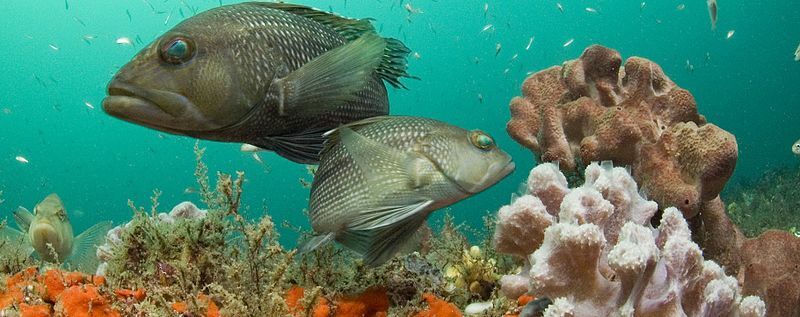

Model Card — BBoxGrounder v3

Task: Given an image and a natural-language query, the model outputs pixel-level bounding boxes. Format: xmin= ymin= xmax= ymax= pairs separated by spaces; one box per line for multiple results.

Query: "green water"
xmin=1 ymin=0 xmax=798 ymax=246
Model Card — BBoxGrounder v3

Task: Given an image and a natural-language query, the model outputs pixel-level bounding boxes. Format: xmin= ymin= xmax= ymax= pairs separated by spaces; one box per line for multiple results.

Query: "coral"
xmin=506 ymin=45 xmax=737 ymax=219
xmin=493 ymin=162 xmax=765 ymax=316
xmin=739 ymin=230 xmax=800 ymax=317
xmin=414 ymin=293 xmax=463 ymax=317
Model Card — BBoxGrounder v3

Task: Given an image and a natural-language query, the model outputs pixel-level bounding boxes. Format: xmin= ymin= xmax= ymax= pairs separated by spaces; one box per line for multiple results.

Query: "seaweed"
xmin=725 ymin=164 xmax=800 ymax=237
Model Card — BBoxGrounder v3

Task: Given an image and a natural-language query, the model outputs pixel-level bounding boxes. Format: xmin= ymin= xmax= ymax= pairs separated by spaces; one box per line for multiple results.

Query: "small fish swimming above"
xmin=1 ymin=194 xmax=111 ymax=272
xmin=707 ymin=0 xmax=718 ymax=30
xmin=300 ymin=116 xmax=515 ymax=266
xmin=103 ymin=2 xmax=414 ymax=164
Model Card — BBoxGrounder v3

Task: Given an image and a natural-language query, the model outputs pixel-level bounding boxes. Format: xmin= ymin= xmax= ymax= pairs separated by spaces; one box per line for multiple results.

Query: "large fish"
xmin=301 ymin=116 xmax=515 ymax=266
xmin=103 ymin=3 xmax=414 ymax=164
xmin=1 ymin=194 xmax=111 ymax=272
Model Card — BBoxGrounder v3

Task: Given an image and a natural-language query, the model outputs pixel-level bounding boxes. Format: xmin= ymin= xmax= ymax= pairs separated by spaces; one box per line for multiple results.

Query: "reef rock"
xmin=506 ymin=45 xmax=737 ymax=219
xmin=739 ymin=230 xmax=800 ymax=317
xmin=493 ymin=162 xmax=764 ymax=316
xmin=95 ymin=201 xmax=207 ymax=276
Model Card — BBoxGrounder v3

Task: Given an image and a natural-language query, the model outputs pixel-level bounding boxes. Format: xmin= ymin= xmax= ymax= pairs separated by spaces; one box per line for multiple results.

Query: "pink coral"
xmin=493 ymin=162 xmax=764 ymax=316
xmin=506 ymin=45 xmax=737 ymax=219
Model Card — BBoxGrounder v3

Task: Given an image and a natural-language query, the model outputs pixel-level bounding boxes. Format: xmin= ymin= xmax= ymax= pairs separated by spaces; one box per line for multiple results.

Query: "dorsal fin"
xmin=250 ymin=2 xmax=417 ymax=88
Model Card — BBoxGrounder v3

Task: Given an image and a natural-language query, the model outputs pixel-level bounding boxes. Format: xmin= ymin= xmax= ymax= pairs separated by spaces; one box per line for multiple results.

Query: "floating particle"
xmin=115 ymin=37 xmax=133 ymax=46
xmin=726 ymin=30 xmax=735 ymax=39
xmin=563 ymin=38 xmax=574 ymax=47
xmin=15 ymin=156 xmax=29 ymax=164
xmin=412 ymin=52 xmax=421 ymax=59
xmin=525 ymin=36 xmax=534 ymax=50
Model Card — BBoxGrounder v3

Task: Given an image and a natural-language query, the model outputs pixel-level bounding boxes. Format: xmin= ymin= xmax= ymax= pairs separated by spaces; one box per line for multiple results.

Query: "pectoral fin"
xmin=13 ymin=207 xmax=34 ymax=231
xmin=272 ymin=32 xmax=386 ymax=117
xmin=65 ymin=221 xmax=112 ymax=273
xmin=338 ymin=201 xmax=432 ymax=266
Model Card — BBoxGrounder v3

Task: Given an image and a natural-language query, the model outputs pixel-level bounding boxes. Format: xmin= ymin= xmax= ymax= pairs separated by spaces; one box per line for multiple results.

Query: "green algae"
xmin=725 ymin=164 xmax=800 ymax=237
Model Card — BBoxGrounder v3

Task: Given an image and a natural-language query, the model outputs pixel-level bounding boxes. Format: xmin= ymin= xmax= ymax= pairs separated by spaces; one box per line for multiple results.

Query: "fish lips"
xmin=460 ymin=158 xmax=516 ymax=194
xmin=103 ymin=81 xmax=218 ymax=133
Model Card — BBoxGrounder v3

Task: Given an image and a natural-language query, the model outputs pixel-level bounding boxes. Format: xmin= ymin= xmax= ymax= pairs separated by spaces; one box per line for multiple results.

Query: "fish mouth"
xmin=29 ymin=222 xmax=59 ymax=249
xmin=461 ymin=158 xmax=516 ymax=194
xmin=103 ymin=81 xmax=216 ymax=133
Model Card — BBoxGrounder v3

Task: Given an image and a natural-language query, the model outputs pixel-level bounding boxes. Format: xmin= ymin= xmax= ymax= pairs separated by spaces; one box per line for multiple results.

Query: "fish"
xmin=126 ymin=9 xmax=132 ymax=22
xmin=525 ymin=36 xmax=534 ymax=50
xmin=556 ymin=2 xmax=564 ymax=13
xmin=483 ymin=3 xmax=488 ymax=18
xmin=480 ymin=24 xmax=494 ymax=33
xmin=676 ymin=4 xmax=685 ymax=11
xmin=73 ymin=16 xmax=86 ymax=27
xmin=726 ymin=30 xmax=735 ymax=39
xmin=81 ymin=35 xmax=96 ymax=45
xmin=477 ymin=93 xmax=484 ymax=104
xmin=115 ymin=37 xmax=133 ymax=46
xmin=495 ymin=43 xmax=502 ymax=56
xmin=0 ymin=194 xmax=111 ymax=272
xmin=48 ymin=44 xmax=59 ymax=51
xmin=102 ymin=3 xmax=414 ymax=165
xmin=640 ymin=2 xmax=646 ymax=11
xmin=793 ymin=139 xmax=800 ymax=156
xmin=563 ymin=38 xmax=574 ymax=47
xmin=412 ymin=52 xmax=421 ymax=59
xmin=585 ymin=7 xmax=597 ymax=13
xmin=707 ymin=0 xmax=717 ymax=30
xmin=300 ymin=116 xmax=515 ymax=266
xmin=794 ymin=43 xmax=800 ymax=61
xmin=15 ymin=156 xmax=29 ymax=164
xmin=83 ymin=100 xmax=95 ymax=109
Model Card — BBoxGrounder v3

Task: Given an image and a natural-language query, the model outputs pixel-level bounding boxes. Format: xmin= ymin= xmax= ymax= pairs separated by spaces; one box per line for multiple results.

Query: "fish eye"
xmin=470 ymin=130 xmax=495 ymax=151
xmin=159 ymin=37 xmax=195 ymax=65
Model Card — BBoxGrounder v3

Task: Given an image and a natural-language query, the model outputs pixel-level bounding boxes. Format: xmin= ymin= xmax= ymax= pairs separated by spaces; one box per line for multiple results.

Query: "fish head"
xmin=793 ymin=139 xmax=800 ymax=156
xmin=103 ymin=12 xmax=266 ymax=135
xmin=422 ymin=128 xmax=515 ymax=194
xmin=28 ymin=193 xmax=74 ymax=261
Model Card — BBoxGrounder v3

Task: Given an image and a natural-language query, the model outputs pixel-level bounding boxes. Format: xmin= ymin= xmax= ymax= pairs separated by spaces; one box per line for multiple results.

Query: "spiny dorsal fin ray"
xmin=251 ymin=2 xmax=416 ymax=88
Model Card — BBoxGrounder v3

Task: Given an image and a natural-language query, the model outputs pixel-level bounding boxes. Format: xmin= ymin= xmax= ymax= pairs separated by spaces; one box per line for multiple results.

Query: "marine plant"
xmin=725 ymin=164 xmax=800 ymax=237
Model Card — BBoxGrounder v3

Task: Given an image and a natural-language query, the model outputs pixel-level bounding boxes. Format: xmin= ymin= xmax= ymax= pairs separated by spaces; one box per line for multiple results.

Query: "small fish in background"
xmin=563 ymin=38 xmax=574 ymax=47
xmin=64 ymin=0 xmax=69 ymax=10
xmin=483 ymin=3 xmax=489 ymax=18
xmin=480 ymin=24 xmax=494 ymax=33
xmin=15 ymin=156 xmax=29 ymax=164
xmin=556 ymin=2 xmax=564 ymax=13
xmin=83 ymin=100 xmax=95 ymax=110
xmin=686 ymin=59 xmax=695 ymax=72
xmin=48 ymin=44 xmax=60 ymax=52
xmin=478 ymin=93 xmax=484 ymax=104
xmin=73 ymin=16 xmax=86 ymax=27
xmin=33 ymin=74 xmax=47 ymax=88
xmin=300 ymin=116 xmax=515 ymax=266
xmin=495 ymin=43 xmax=502 ymax=56
xmin=640 ymin=2 xmax=646 ymax=11
xmin=0 ymin=194 xmax=111 ymax=272
xmin=103 ymin=3 xmax=414 ymax=165
xmin=404 ymin=3 xmax=423 ymax=15
xmin=726 ymin=30 xmax=735 ymax=40
xmin=794 ymin=43 xmax=800 ymax=61
xmin=126 ymin=9 xmax=132 ymax=22
xmin=793 ymin=139 xmax=800 ymax=156
xmin=81 ymin=35 xmax=96 ymax=45
xmin=676 ymin=4 xmax=686 ymax=11
xmin=585 ymin=7 xmax=597 ymax=14
xmin=525 ymin=36 xmax=534 ymax=50
xmin=184 ymin=187 xmax=198 ymax=194
xmin=412 ymin=52 xmax=421 ymax=59
xmin=115 ymin=37 xmax=133 ymax=46
xmin=707 ymin=0 xmax=717 ymax=30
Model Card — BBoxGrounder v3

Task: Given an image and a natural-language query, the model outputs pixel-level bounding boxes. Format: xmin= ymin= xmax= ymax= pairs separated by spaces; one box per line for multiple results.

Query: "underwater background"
xmin=1 ymin=0 xmax=799 ymax=246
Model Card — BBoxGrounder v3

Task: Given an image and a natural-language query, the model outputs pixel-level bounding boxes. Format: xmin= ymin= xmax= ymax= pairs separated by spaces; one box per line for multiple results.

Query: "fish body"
xmin=1 ymin=194 xmax=110 ymax=272
xmin=793 ymin=139 xmax=800 ymax=156
xmin=103 ymin=3 xmax=414 ymax=164
xmin=302 ymin=116 xmax=515 ymax=266
xmin=707 ymin=0 xmax=717 ymax=30
xmin=794 ymin=43 xmax=800 ymax=61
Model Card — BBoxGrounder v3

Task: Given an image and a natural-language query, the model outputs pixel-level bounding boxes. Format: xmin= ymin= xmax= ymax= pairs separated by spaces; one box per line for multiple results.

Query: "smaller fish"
xmin=24 ymin=34 xmax=34 ymax=40
xmin=2 ymin=108 xmax=11 ymax=115
xmin=585 ymin=7 xmax=597 ymax=13
xmin=478 ymin=93 xmax=483 ymax=104
xmin=126 ymin=9 xmax=132 ymax=22
xmin=793 ymin=139 xmax=800 ymax=156
xmin=404 ymin=3 xmax=423 ymax=15
xmin=556 ymin=2 xmax=564 ymax=13
xmin=677 ymin=4 xmax=686 ymax=11
xmin=726 ymin=30 xmax=735 ymax=39
xmin=640 ymin=2 xmax=646 ymax=11
xmin=115 ymin=37 xmax=133 ymax=46
xmin=412 ymin=52 xmax=421 ymax=59
xmin=525 ymin=36 xmax=534 ymax=50
xmin=563 ymin=38 xmax=574 ymax=47
xmin=707 ymin=0 xmax=717 ymax=30
xmin=81 ymin=35 xmax=96 ymax=45
xmin=33 ymin=74 xmax=47 ymax=88
xmin=164 ymin=10 xmax=173 ymax=25
xmin=64 ymin=0 xmax=69 ymax=10
xmin=685 ymin=59 xmax=694 ymax=72
xmin=299 ymin=177 xmax=312 ymax=189
xmin=503 ymin=68 xmax=510 ymax=75
xmin=495 ymin=43 xmax=502 ymax=56
xmin=252 ymin=153 xmax=264 ymax=164
xmin=15 ymin=156 xmax=29 ymax=164
xmin=483 ymin=3 xmax=488 ymax=18
xmin=48 ymin=44 xmax=60 ymax=51
xmin=510 ymin=53 xmax=518 ymax=62
xmin=795 ymin=43 xmax=800 ymax=61
xmin=240 ymin=144 xmax=263 ymax=152
xmin=142 ymin=0 xmax=155 ymax=12
xmin=83 ymin=100 xmax=95 ymax=109
xmin=73 ymin=16 xmax=86 ymax=27
xmin=184 ymin=187 xmax=198 ymax=194
xmin=480 ymin=24 xmax=494 ymax=33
